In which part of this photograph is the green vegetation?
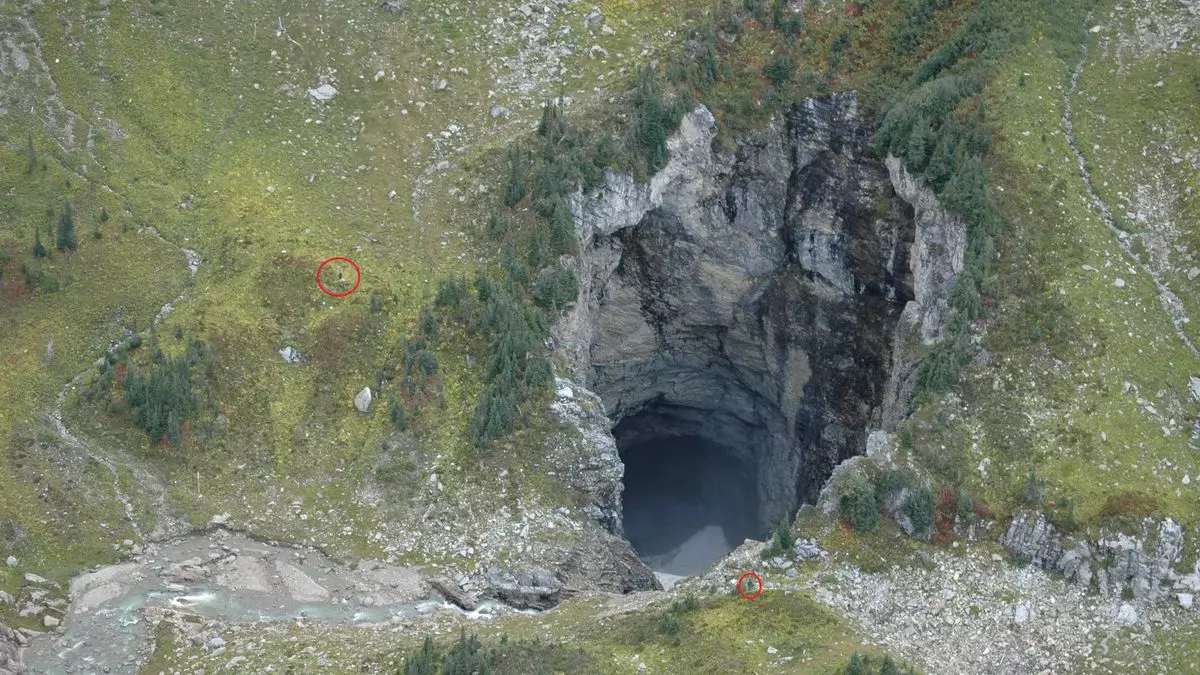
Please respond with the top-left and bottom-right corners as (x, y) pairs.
(839, 652), (918, 675)
(837, 470), (880, 533)
(903, 486), (935, 537)
(393, 630), (597, 675)
(84, 335), (216, 447)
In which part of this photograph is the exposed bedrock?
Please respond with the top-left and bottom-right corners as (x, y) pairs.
(558, 94), (961, 566)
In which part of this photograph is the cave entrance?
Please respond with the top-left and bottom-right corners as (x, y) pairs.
(614, 404), (762, 582)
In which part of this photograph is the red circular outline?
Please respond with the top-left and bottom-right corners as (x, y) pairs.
(315, 257), (361, 298)
(737, 572), (763, 600)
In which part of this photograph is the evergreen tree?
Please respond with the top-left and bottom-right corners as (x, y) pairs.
(632, 65), (668, 173)
(402, 636), (436, 675)
(99, 206), (109, 222)
(537, 100), (567, 144)
(26, 135), (37, 175)
(56, 203), (77, 251)
(905, 115), (933, 170)
(503, 143), (526, 207)
(389, 395), (408, 431)
(33, 229), (47, 258)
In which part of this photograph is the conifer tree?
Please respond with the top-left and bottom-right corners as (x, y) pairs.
(33, 229), (47, 258)
(56, 203), (77, 251)
(26, 135), (37, 175)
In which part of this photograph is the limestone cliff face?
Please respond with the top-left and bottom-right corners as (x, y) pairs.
(558, 93), (946, 535)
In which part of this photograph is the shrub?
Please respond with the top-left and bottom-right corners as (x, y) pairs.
(874, 470), (909, 507)
(1023, 470), (1046, 506)
(533, 266), (579, 312)
(837, 471), (879, 533)
(763, 54), (795, 88)
(389, 395), (408, 431)
(419, 307), (439, 339)
(840, 652), (916, 675)
(955, 487), (973, 519)
(903, 486), (935, 536)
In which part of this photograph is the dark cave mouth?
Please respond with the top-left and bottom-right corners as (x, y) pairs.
(614, 407), (763, 579)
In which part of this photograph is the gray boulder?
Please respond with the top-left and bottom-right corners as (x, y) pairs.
(380, 0), (405, 13)
(307, 84), (338, 102)
(354, 387), (373, 413)
(483, 566), (569, 610)
(429, 577), (477, 611)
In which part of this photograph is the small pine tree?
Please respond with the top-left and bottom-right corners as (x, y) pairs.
(903, 486), (935, 536)
(905, 115), (933, 170)
(33, 229), (47, 258)
(633, 65), (668, 173)
(26, 135), (37, 175)
(56, 203), (77, 251)
(419, 307), (439, 338)
(503, 144), (526, 207)
(99, 206), (109, 222)
(538, 100), (567, 143)
(389, 395), (408, 431)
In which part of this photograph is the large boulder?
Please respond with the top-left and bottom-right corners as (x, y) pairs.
(483, 567), (570, 611)
(354, 387), (373, 413)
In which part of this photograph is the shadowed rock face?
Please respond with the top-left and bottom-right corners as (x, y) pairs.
(562, 94), (920, 553)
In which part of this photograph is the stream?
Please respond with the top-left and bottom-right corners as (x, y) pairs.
(24, 532), (530, 674)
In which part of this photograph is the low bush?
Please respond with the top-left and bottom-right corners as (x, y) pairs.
(837, 470), (880, 533)
(903, 486), (935, 537)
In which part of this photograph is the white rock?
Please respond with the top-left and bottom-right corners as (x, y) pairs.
(1178, 593), (1194, 610)
(767, 646), (778, 654)
(1014, 603), (1030, 624)
(5, 555), (16, 567)
(1116, 602), (1138, 626)
(43, 615), (59, 628)
(23, 573), (48, 585)
(1113, 277), (1126, 288)
(307, 84), (338, 101)
(1189, 376), (1200, 402)
(1187, 267), (1200, 281)
(354, 387), (373, 413)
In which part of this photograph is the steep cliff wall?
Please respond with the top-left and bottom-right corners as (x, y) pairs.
(559, 94), (942, 537)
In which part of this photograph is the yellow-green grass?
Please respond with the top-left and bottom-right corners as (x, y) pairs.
(910, 21), (1200, 535)
(140, 588), (890, 673)
(1071, 0), (1200, 346)
(0, 0), (726, 605)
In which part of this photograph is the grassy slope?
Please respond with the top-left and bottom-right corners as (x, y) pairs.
(904, 0), (1200, 536)
(0, 0), (712, 614)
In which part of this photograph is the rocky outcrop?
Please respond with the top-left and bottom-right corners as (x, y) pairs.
(482, 566), (571, 611)
(0, 623), (27, 675)
(560, 94), (920, 536)
(1001, 512), (1199, 610)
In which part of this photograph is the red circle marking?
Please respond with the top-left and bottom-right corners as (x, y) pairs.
(315, 257), (362, 298)
(737, 572), (763, 600)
